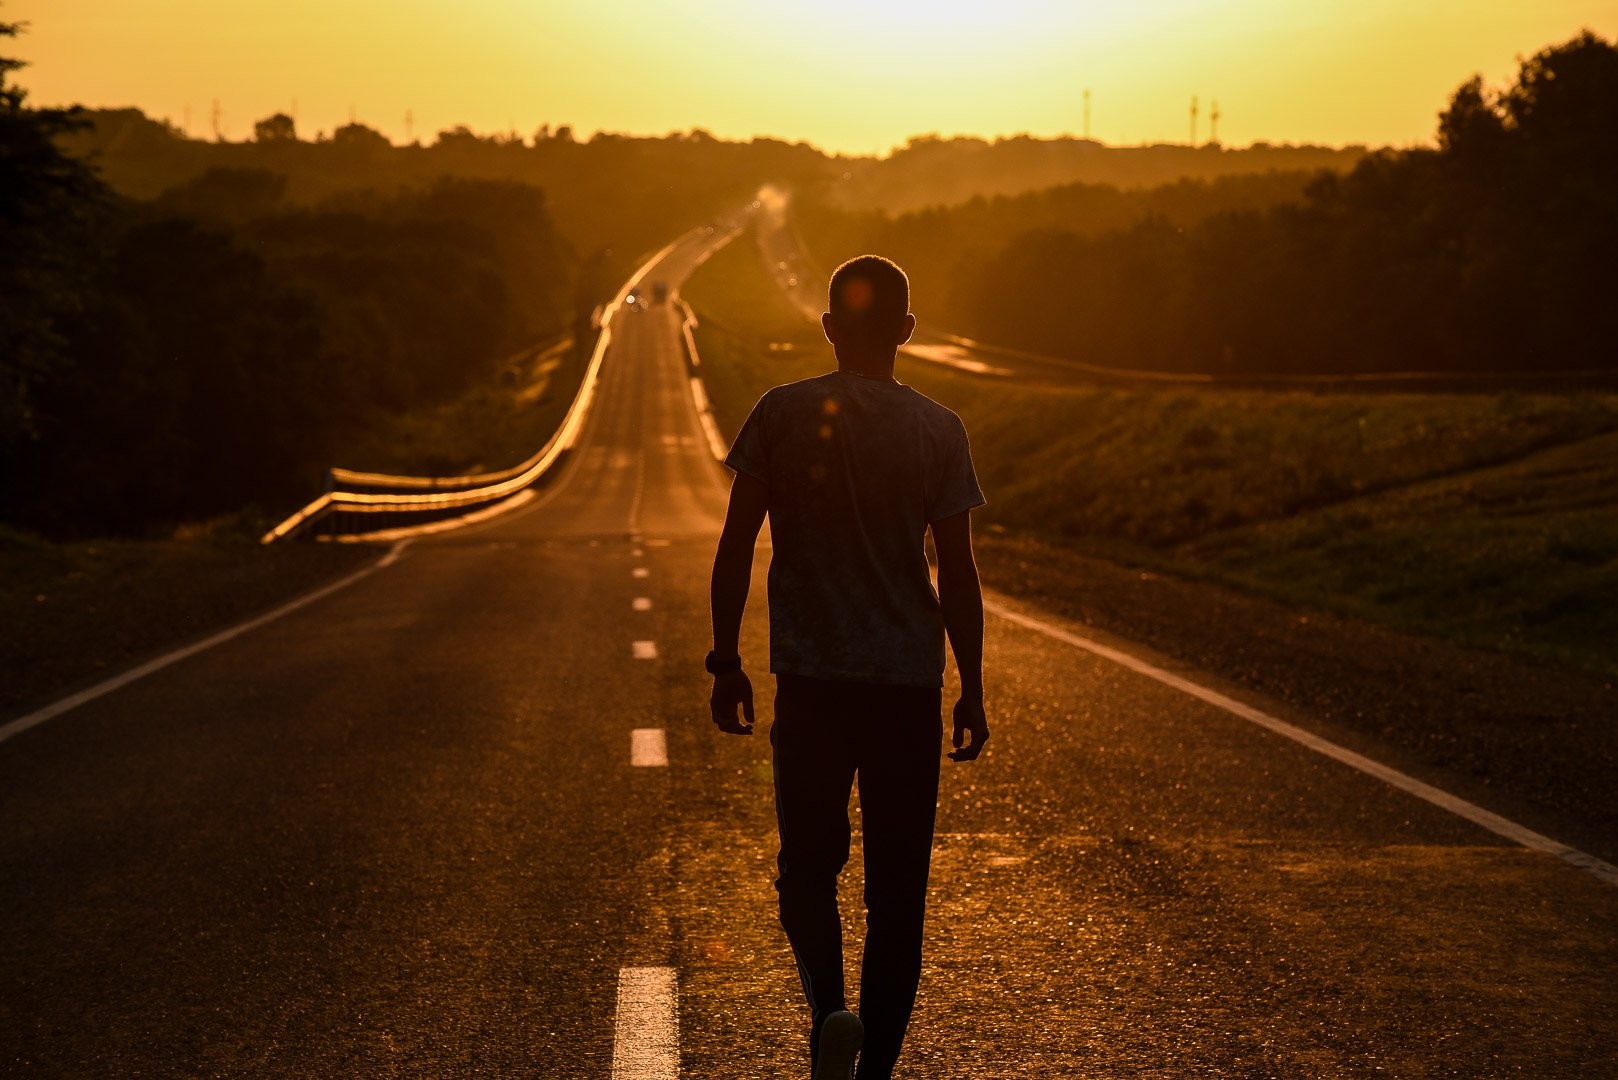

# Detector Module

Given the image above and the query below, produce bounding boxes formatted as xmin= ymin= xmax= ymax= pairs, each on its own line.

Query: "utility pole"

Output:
xmin=183 ymin=104 xmax=191 ymax=136
xmin=404 ymin=108 xmax=414 ymax=143
xmin=1209 ymin=100 xmax=1220 ymax=144
xmin=210 ymin=98 xmax=222 ymax=141
xmin=1189 ymin=95 xmax=1199 ymax=145
xmin=1083 ymin=88 xmax=1091 ymax=140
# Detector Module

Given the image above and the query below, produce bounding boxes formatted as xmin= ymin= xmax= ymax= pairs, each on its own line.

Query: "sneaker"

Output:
xmin=813 ymin=1010 xmax=863 ymax=1080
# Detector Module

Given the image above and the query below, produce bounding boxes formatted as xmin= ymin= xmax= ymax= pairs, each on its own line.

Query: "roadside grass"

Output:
xmin=332 ymin=334 xmax=584 ymax=476
xmin=1184 ymin=431 xmax=1618 ymax=674
xmin=683 ymin=229 xmax=1618 ymax=677
xmin=1 ymin=332 xmax=593 ymax=716
xmin=0 ymin=519 xmax=376 ymax=716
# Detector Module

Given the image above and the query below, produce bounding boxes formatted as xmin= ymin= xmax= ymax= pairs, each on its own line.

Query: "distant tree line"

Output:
xmin=53 ymin=107 xmax=832 ymax=288
xmin=0 ymin=24 xmax=580 ymax=536
xmin=4 ymin=168 xmax=573 ymax=536
xmin=801 ymin=32 xmax=1618 ymax=376
xmin=826 ymin=134 xmax=1365 ymax=214
xmin=796 ymin=169 xmax=1328 ymax=341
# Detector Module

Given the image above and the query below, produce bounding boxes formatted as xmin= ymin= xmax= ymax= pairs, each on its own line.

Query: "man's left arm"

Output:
xmin=709 ymin=471 xmax=769 ymax=735
xmin=933 ymin=508 xmax=988 ymax=762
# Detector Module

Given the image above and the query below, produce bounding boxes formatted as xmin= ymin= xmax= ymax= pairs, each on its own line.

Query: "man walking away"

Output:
xmin=707 ymin=255 xmax=990 ymax=1079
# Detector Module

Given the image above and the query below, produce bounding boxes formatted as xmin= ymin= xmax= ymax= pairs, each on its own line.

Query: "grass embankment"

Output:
xmin=332 ymin=334 xmax=584 ymax=476
xmin=683 ymin=230 xmax=1618 ymax=678
xmin=1 ymin=332 xmax=594 ymax=717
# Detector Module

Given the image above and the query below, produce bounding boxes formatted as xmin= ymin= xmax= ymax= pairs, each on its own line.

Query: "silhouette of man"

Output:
xmin=708 ymin=255 xmax=989 ymax=1080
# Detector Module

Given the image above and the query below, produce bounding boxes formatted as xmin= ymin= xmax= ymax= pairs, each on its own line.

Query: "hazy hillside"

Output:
xmin=59 ymin=110 xmax=1370 ymax=252
xmin=826 ymin=135 xmax=1367 ymax=213
xmin=58 ymin=111 xmax=832 ymax=272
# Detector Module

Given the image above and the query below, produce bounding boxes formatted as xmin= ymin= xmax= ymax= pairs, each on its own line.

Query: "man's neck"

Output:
xmin=836 ymin=355 xmax=898 ymax=382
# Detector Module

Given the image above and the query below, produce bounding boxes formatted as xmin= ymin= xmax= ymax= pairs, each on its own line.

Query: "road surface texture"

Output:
xmin=3 ymin=227 xmax=1615 ymax=1077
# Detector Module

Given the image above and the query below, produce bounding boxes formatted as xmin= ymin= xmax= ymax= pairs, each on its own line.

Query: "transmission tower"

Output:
xmin=1209 ymin=100 xmax=1221 ymax=144
xmin=1189 ymin=95 xmax=1199 ymax=145
xmin=210 ymin=98 xmax=222 ymax=141
xmin=405 ymin=108 xmax=414 ymax=142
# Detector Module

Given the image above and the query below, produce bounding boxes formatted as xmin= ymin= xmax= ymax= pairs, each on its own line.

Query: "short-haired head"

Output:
xmin=827 ymin=255 xmax=910 ymax=344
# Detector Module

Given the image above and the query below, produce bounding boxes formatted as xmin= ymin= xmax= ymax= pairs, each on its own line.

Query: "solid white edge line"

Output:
xmin=630 ymin=728 xmax=669 ymax=768
xmin=0 ymin=540 xmax=413 ymax=748
xmin=611 ymin=966 xmax=678 ymax=1080
xmin=983 ymin=597 xmax=1618 ymax=887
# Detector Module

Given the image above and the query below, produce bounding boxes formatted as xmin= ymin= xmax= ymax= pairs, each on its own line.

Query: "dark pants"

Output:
xmin=771 ymin=673 xmax=943 ymax=1080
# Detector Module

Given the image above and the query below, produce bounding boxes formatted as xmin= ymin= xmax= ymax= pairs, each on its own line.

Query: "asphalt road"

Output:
xmin=3 ymin=227 xmax=1615 ymax=1077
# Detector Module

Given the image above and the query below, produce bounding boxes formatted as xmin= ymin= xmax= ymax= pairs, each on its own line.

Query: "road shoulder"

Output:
xmin=0 ymin=526 xmax=378 ymax=719
xmin=976 ymin=530 xmax=1618 ymax=865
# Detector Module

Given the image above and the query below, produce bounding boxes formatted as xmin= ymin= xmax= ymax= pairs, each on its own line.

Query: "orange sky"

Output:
xmin=9 ymin=1 xmax=1616 ymax=153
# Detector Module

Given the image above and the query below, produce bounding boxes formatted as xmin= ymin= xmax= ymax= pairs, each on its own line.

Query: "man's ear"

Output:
xmin=898 ymin=312 xmax=917 ymax=346
xmin=821 ymin=311 xmax=837 ymax=346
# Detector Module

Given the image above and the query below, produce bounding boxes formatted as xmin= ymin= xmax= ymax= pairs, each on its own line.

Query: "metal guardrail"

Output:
xmin=260 ymin=231 xmax=699 ymax=544
xmin=674 ymin=297 xmax=729 ymax=463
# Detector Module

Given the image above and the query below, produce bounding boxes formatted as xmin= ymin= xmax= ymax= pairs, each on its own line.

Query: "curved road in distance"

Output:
xmin=3 ymin=223 xmax=1615 ymax=1077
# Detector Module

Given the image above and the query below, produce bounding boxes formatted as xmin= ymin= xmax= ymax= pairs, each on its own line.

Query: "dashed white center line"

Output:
xmin=633 ymin=640 xmax=658 ymax=660
xmin=633 ymin=597 xmax=652 ymax=611
xmin=633 ymin=567 xmax=650 ymax=579
xmin=612 ymin=966 xmax=678 ymax=1079
xmin=630 ymin=728 xmax=668 ymax=767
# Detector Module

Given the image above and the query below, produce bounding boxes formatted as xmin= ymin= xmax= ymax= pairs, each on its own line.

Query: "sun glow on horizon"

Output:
xmin=8 ymin=0 xmax=1617 ymax=154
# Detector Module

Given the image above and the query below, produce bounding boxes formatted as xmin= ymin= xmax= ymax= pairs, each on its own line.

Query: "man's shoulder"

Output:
xmin=897 ymin=385 xmax=971 ymax=441
xmin=762 ymin=373 xmax=839 ymax=402
xmin=903 ymin=385 xmax=965 ymax=422
xmin=759 ymin=374 xmax=968 ymax=437
xmin=748 ymin=373 xmax=841 ymax=422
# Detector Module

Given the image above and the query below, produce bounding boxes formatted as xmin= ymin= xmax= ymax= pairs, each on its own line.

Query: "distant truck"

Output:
xmin=651 ymin=280 xmax=669 ymax=305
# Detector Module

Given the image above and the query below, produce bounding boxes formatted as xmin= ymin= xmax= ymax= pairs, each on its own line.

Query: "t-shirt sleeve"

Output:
xmin=927 ymin=417 xmax=987 ymax=523
xmin=723 ymin=391 xmax=771 ymax=483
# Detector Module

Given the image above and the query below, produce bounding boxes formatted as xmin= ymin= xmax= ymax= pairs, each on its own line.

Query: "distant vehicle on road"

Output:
xmin=651 ymin=281 xmax=669 ymax=305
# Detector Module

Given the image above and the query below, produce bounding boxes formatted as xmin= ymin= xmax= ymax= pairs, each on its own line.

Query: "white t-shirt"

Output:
xmin=724 ymin=370 xmax=986 ymax=688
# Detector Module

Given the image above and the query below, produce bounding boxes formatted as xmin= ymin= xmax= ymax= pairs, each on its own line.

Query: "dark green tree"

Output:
xmin=0 ymin=19 xmax=107 ymax=448
xmin=252 ymin=111 xmax=297 ymax=142
xmin=332 ymin=120 xmax=389 ymax=149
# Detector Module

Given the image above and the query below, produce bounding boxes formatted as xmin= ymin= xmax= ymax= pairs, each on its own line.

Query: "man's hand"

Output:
xmin=948 ymin=695 xmax=989 ymax=762
xmin=710 ymin=669 xmax=756 ymax=735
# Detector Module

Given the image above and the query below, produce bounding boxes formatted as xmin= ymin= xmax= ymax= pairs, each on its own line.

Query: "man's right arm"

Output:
xmin=709 ymin=470 xmax=768 ymax=735
xmin=932 ymin=509 xmax=989 ymax=762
